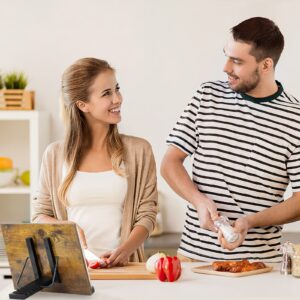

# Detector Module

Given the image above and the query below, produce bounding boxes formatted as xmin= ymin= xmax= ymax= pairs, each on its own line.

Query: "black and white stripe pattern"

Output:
xmin=167 ymin=81 xmax=300 ymax=262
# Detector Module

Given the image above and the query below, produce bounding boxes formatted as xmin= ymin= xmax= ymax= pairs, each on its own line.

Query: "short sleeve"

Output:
xmin=287 ymin=142 xmax=300 ymax=192
xmin=166 ymin=87 xmax=202 ymax=156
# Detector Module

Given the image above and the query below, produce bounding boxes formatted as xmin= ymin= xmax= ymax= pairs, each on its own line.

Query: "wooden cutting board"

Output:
xmin=88 ymin=263 xmax=157 ymax=280
xmin=192 ymin=264 xmax=273 ymax=277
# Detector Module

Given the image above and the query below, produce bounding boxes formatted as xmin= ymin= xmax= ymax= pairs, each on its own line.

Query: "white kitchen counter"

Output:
xmin=0 ymin=263 xmax=299 ymax=300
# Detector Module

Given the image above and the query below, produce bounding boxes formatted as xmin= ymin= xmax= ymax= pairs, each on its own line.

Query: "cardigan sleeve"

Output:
xmin=133 ymin=141 xmax=158 ymax=235
xmin=31 ymin=144 xmax=56 ymax=222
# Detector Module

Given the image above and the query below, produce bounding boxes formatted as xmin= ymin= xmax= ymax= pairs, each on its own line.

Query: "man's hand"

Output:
xmin=101 ymin=246 xmax=130 ymax=267
xmin=218 ymin=217 xmax=249 ymax=250
xmin=195 ymin=196 xmax=219 ymax=232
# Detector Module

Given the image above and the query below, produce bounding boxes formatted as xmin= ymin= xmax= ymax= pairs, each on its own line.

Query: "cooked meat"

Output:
xmin=212 ymin=260 xmax=266 ymax=273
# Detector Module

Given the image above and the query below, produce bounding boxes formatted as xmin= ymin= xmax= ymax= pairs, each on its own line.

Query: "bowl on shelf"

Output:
xmin=0 ymin=168 xmax=18 ymax=187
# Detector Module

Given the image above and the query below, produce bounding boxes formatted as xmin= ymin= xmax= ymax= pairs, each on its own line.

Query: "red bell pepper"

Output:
xmin=156 ymin=257 xmax=167 ymax=281
xmin=156 ymin=256 xmax=181 ymax=282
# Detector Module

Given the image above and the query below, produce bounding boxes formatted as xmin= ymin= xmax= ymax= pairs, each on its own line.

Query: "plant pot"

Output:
xmin=0 ymin=89 xmax=35 ymax=110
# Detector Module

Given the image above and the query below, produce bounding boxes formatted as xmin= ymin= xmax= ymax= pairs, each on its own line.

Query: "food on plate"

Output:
xmin=156 ymin=256 xmax=181 ymax=282
xmin=146 ymin=252 xmax=166 ymax=273
xmin=212 ymin=260 xmax=266 ymax=273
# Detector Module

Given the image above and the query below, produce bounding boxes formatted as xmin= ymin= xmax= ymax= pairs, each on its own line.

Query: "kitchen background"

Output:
xmin=0 ymin=0 xmax=299 ymax=241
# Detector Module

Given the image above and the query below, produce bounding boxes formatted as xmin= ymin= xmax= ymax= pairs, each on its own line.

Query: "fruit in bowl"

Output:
xmin=20 ymin=170 xmax=30 ymax=186
xmin=0 ymin=168 xmax=18 ymax=187
xmin=0 ymin=157 xmax=17 ymax=187
xmin=0 ymin=157 xmax=13 ymax=169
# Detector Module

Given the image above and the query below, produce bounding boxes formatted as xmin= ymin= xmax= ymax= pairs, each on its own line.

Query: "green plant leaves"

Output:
xmin=2 ymin=72 xmax=28 ymax=89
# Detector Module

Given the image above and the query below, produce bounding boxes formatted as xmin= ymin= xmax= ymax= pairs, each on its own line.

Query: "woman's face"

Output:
xmin=79 ymin=70 xmax=123 ymax=126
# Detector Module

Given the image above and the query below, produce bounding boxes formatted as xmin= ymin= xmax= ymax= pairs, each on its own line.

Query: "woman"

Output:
xmin=32 ymin=58 xmax=158 ymax=266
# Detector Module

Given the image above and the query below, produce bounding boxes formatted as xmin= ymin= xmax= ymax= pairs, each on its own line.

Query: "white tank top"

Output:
xmin=66 ymin=170 xmax=127 ymax=256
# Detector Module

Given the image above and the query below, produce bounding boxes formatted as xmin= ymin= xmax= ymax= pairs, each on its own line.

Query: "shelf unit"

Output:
xmin=0 ymin=111 xmax=49 ymax=266
xmin=0 ymin=185 xmax=30 ymax=195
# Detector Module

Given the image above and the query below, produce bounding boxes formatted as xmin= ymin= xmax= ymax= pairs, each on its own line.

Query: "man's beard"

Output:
xmin=228 ymin=68 xmax=260 ymax=93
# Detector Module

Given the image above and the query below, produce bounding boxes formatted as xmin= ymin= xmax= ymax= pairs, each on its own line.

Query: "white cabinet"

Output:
xmin=0 ymin=111 xmax=50 ymax=221
xmin=0 ymin=111 xmax=49 ymax=264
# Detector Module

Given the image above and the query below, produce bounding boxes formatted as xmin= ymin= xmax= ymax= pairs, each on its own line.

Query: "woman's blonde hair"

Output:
xmin=58 ymin=57 xmax=125 ymax=205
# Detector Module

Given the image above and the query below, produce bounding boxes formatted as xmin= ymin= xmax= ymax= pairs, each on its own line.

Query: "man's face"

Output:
xmin=223 ymin=38 xmax=261 ymax=93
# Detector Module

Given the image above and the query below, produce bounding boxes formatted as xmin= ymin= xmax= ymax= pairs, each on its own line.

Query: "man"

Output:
xmin=161 ymin=17 xmax=300 ymax=262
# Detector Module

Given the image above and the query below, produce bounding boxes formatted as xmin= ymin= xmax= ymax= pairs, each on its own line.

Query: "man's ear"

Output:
xmin=262 ymin=58 xmax=274 ymax=72
xmin=76 ymin=101 xmax=89 ymax=113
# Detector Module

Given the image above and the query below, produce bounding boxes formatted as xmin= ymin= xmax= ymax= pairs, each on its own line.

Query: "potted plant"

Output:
xmin=3 ymin=72 xmax=28 ymax=89
xmin=0 ymin=71 xmax=35 ymax=110
xmin=0 ymin=74 xmax=3 ymax=89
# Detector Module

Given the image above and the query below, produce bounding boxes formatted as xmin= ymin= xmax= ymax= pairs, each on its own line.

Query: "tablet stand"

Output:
xmin=2 ymin=223 xmax=94 ymax=297
xmin=9 ymin=237 xmax=60 ymax=299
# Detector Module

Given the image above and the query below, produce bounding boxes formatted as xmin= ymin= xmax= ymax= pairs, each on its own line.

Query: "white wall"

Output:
xmin=0 ymin=0 xmax=299 ymax=231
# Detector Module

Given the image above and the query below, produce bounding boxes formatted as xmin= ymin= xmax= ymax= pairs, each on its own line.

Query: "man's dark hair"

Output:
xmin=231 ymin=17 xmax=284 ymax=67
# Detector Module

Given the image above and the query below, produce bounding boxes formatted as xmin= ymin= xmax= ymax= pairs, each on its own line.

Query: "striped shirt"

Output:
xmin=167 ymin=80 xmax=300 ymax=262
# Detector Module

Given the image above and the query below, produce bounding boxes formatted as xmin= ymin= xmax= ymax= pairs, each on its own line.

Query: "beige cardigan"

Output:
xmin=32 ymin=134 xmax=158 ymax=262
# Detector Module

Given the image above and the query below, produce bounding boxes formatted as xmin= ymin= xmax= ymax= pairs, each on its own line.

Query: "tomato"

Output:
xmin=88 ymin=260 xmax=100 ymax=269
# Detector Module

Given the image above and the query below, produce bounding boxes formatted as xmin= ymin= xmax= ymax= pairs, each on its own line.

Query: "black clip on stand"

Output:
xmin=9 ymin=237 xmax=60 ymax=299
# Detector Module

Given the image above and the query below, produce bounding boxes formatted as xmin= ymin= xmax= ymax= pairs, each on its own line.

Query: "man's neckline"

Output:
xmin=240 ymin=80 xmax=283 ymax=103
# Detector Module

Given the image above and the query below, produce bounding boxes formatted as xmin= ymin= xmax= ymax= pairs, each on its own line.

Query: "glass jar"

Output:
xmin=292 ymin=244 xmax=300 ymax=278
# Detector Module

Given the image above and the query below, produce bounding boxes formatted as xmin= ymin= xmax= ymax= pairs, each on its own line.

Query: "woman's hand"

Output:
xmin=100 ymin=225 xmax=148 ymax=267
xmin=101 ymin=246 xmax=131 ymax=267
